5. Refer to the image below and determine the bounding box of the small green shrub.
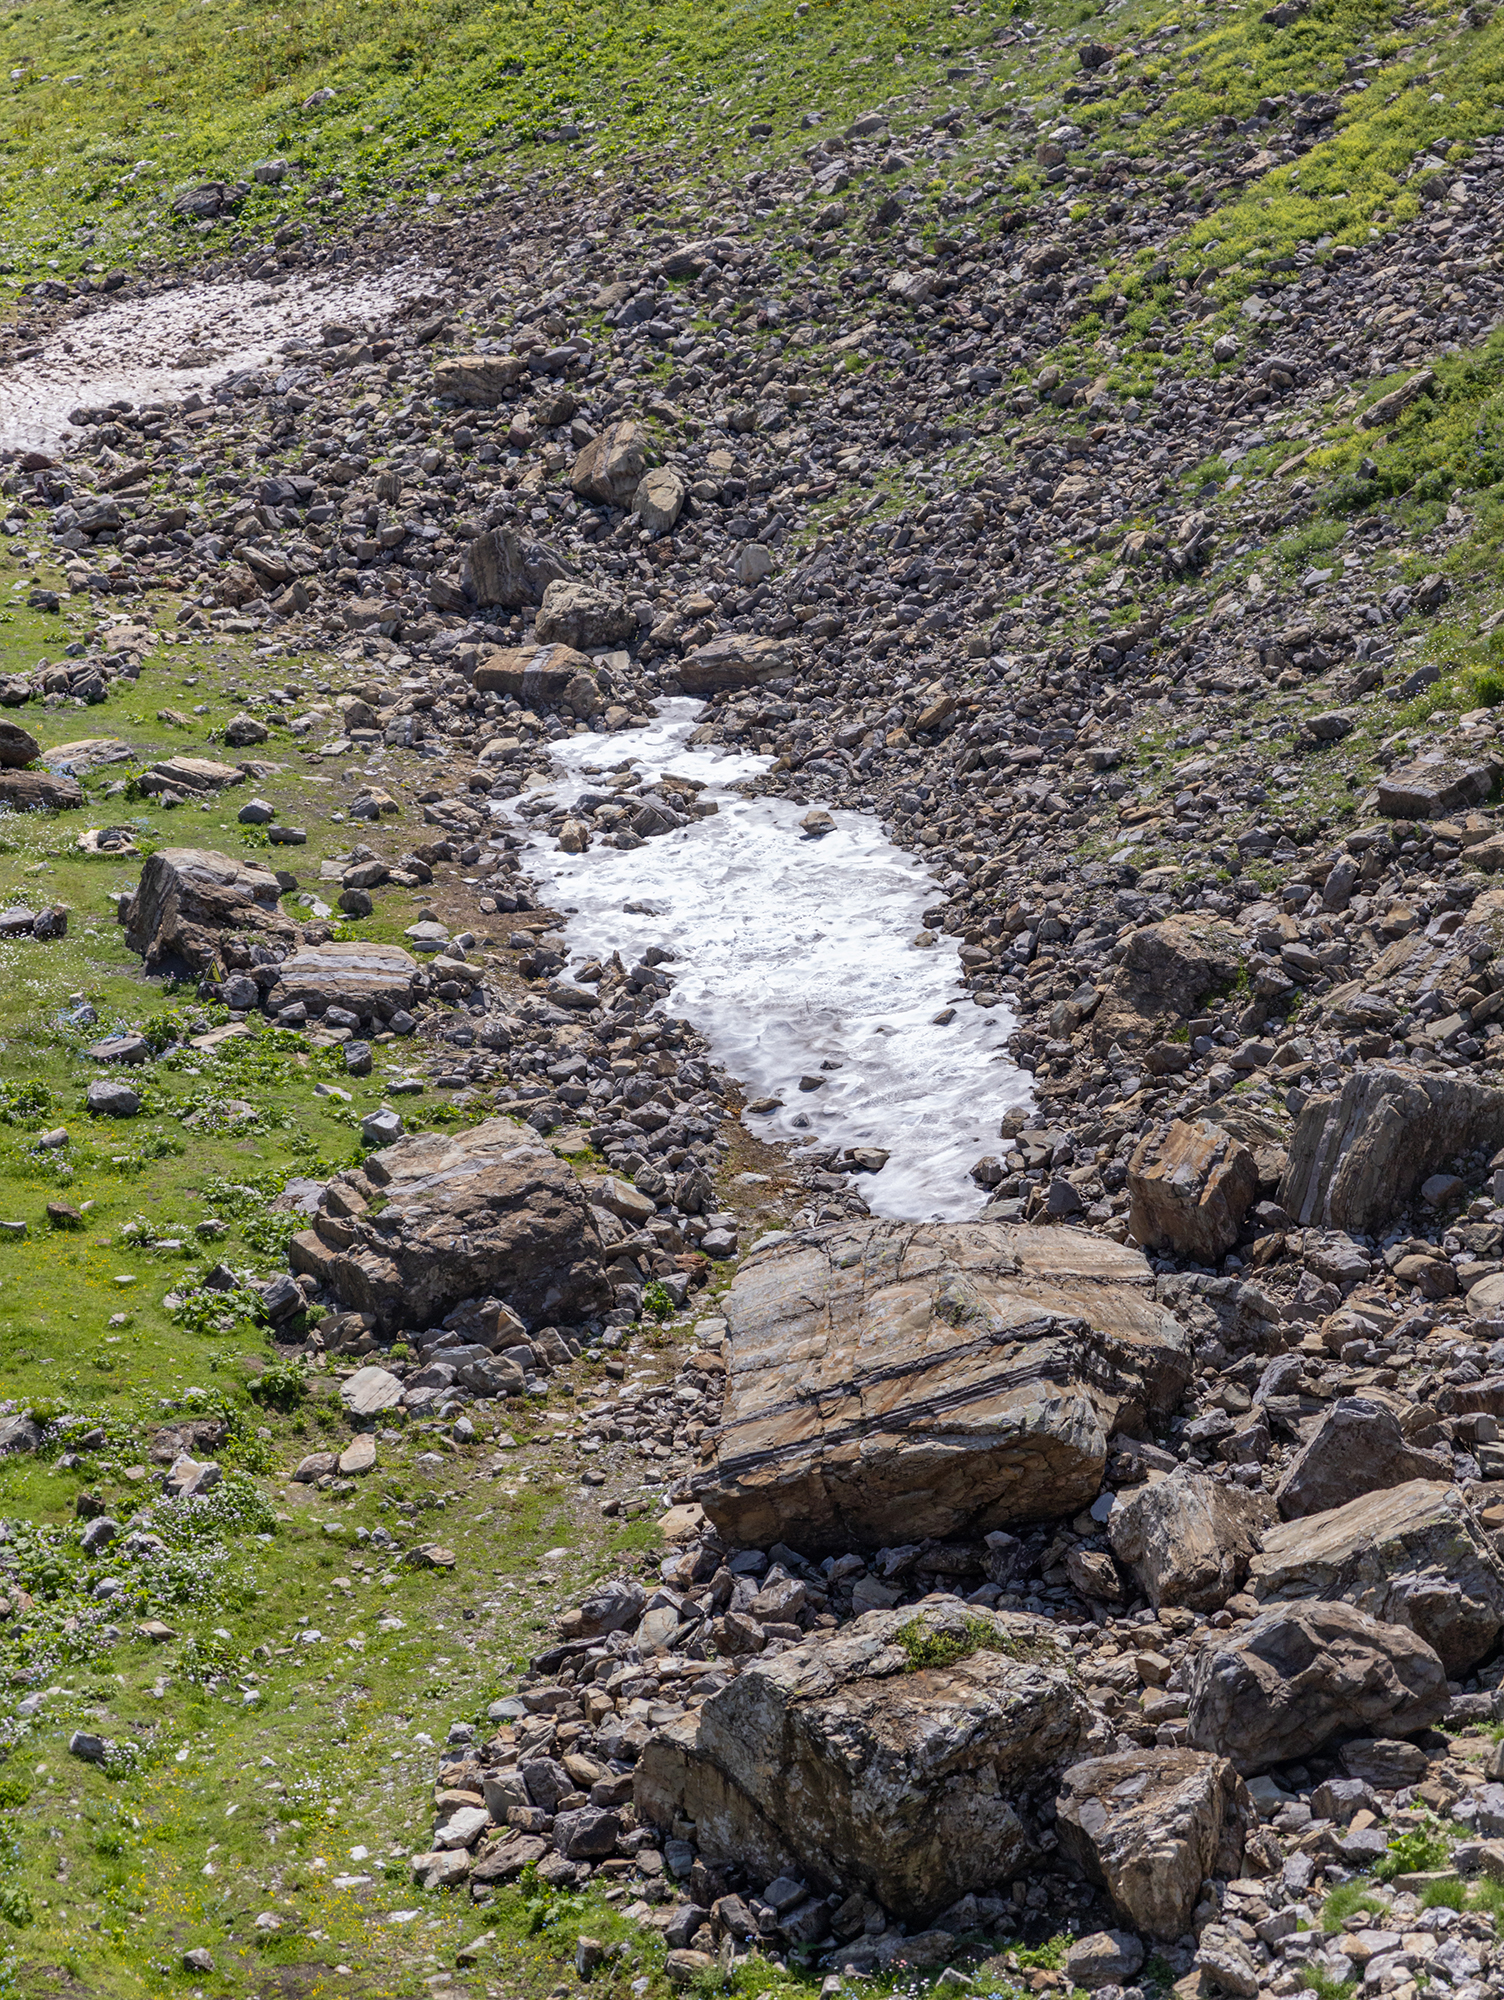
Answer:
[1375,1819,1452,1882]
[247,1358,311,1412]
[641,1279,674,1323]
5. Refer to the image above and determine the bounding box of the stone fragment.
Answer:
[1127,1118,1259,1263]
[123,848,291,976]
[461,528,573,608]
[86,1080,139,1118]
[1281,1064,1504,1234]
[1275,1398,1454,1520]
[691,1219,1191,1553]
[534,580,633,650]
[1065,1931,1147,1990]
[1108,1468,1272,1612]
[634,465,688,533]
[264,942,419,1020]
[1092,918,1242,1055]
[1249,1479,1504,1672]
[0,769,84,812]
[1056,1748,1252,1939]
[1186,1598,1449,1773]
[1377,755,1494,819]
[473,641,593,707]
[338,1368,405,1417]
[0,718,39,767]
[678,634,795,696]
[636,1601,1085,1922]
[433,354,529,405]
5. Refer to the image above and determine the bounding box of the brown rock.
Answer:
[0,718,39,768]
[264,941,419,1022]
[1275,1397,1455,1520]
[288,1120,611,1335]
[433,353,529,405]
[473,642,593,706]
[461,528,574,609]
[677,634,794,696]
[1280,1064,1504,1234]
[1250,1478,1504,1673]
[1127,1118,1260,1263]
[571,420,652,507]
[691,1218,1191,1554]
[534,580,633,650]
[1056,1748,1253,1938]
[1093,917,1242,1055]
[636,1601,1085,1922]
[123,847,293,975]
[0,767,83,812]
[1186,1598,1449,1774]
[1108,1467,1272,1612]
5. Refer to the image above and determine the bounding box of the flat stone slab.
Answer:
[339,1366,404,1417]
[691,1219,1193,1553]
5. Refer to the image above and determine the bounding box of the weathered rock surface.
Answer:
[123,848,293,974]
[1056,1748,1252,1938]
[433,353,529,405]
[1275,1396,1454,1521]
[1249,1478,1504,1672]
[0,768,84,812]
[473,642,596,711]
[533,579,633,650]
[265,941,419,1023]
[635,1601,1086,1922]
[461,528,573,608]
[1092,917,1241,1056]
[691,1219,1192,1554]
[0,718,39,768]
[677,634,794,696]
[288,1121,611,1334]
[1280,1064,1504,1233]
[1186,1598,1449,1773]
[570,420,651,507]
[1108,1467,1272,1611]
[1126,1117,1260,1263]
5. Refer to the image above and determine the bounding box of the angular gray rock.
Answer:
[123,848,293,974]
[289,1122,611,1334]
[1275,1397,1454,1521]
[461,528,573,608]
[1249,1478,1504,1673]
[691,1218,1192,1554]
[677,634,795,696]
[1186,1598,1449,1774]
[1092,917,1242,1056]
[635,1601,1086,1922]
[1108,1468,1272,1612]
[1056,1748,1252,1939]
[1280,1064,1504,1234]
[533,579,633,650]
[265,941,419,1023]
[570,420,651,507]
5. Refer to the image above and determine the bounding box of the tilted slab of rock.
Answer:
[1108,1467,1272,1612]
[472,642,599,715]
[1280,1063,1504,1234]
[0,767,84,812]
[1186,1598,1449,1774]
[1275,1395,1454,1521]
[433,353,528,405]
[634,1601,1086,1923]
[1091,917,1242,1057]
[1248,1478,1504,1674]
[288,1120,611,1334]
[265,941,419,1021]
[461,528,573,608]
[677,634,794,696]
[691,1220,1192,1554]
[1056,1748,1252,1938]
[123,847,293,975]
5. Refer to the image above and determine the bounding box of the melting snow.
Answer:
[505,699,1031,1222]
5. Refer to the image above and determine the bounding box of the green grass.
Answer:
[1321,1883,1387,1932]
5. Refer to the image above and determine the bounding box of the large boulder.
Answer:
[473,642,597,712]
[123,848,294,975]
[287,1122,611,1334]
[690,1219,1192,1555]
[1280,1064,1504,1234]
[533,580,633,651]
[264,942,419,1026]
[634,465,687,534]
[1248,1479,1504,1674]
[461,529,573,609]
[634,1601,1086,1923]
[1127,1118,1260,1263]
[1092,917,1242,1056]
[433,353,529,405]
[1108,1468,1272,1612]
[571,420,651,507]
[0,768,83,812]
[1275,1397,1454,1521]
[0,718,39,768]
[678,634,793,696]
[1056,1748,1253,1939]
[1186,1599,1449,1774]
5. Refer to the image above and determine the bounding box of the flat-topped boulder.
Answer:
[0,768,83,812]
[139,755,248,794]
[690,1219,1192,1553]
[265,941,419,1024]
[287,1121,611,1334]
[678,634,793,696]
[123,848,293,974]
[635,1601,1086,1923]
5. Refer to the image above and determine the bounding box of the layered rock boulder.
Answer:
[1186,1599,1449,1774]
[461,528,573,609]
[570,420,651,508]
[634,1601,1086,1923]
[1056,1748,1252,1938]
[1248,1479,1504,1674]
[123,847,295,975]
[264,941,419,1026]
[288,1122,611,1334]
[677,634,794,696]
[1126,1118,1260,1263]
[690,1219,1192,1554]
[1274,1396,1453,1521]
[1108,1467,1272,1612]
[473,642,599,715]
[1280,1064,1504,1233]
[534,579,633,651]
